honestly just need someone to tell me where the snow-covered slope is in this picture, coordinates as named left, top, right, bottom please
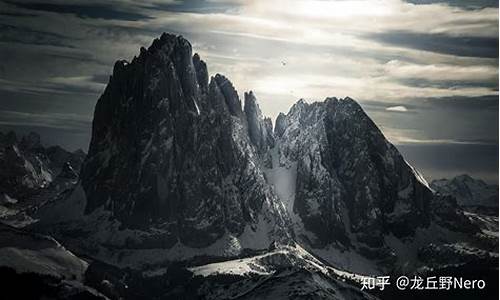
left=0, top=223, right=88, bottom=279
left=189, top=243, right=377, bottom=300
left=0, top=223, right=107, bottom=299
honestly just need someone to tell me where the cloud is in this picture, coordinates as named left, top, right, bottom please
left=394, top=137, right=496, bottom=145
left=0, top=76, right=106, bottom=96
left=404, top=0, right=498, bottom=9
left=370, top=31, right=499, bottom=58
left=383, top=60, right=498, bottom=82
left=4, top=1, right=153, bottom=21
left=386, top=105, right=409, bottom=112
left=151, top=0, right=243, bottom=14
left=0, top=23, right=75, bottom=48
left=0, top=110, right=91, bottom=131
left=397, top=143, right=498, bottom=183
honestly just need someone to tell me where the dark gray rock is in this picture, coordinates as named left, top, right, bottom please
left=0, top=131, right=83, bottom=203
left=244, top=91, right=275, bottom=154
left=274, top=112, right=287, bottom=138
left=57, top=162, right=78, bottom=181
left=273, top=97, right=479, bottom=269
left=212, top=74, right=243, bottom=118
left=193, top=52, right=208, bottom=94
left=79, top=33, right=289, bottom=248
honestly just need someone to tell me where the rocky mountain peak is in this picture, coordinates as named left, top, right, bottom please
left=272, top=95, right=474, bottom=266
left=0, top=131, right=84, bottom=204
left=244, top=91, right=275, bottom=153
left=274, top=112, right=287, bottom=137
left=20, top=132, right=42, bottom=150
left=78, top=33, right=289, bottom=248
left=211, top=73, right=243, bottom=117
left=453, top=174, right=477, bottom=184
left=193, top=52, right=208, bottom=94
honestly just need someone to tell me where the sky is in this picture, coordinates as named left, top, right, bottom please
left=0, top=0, right=498, bottom=182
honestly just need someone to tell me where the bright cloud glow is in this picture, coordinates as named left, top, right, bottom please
left=386, top=105, right=409, bottom=112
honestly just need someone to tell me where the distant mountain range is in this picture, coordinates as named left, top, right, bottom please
left=431, top=174, right=498, bottom=208
left=0, top=131, right=84, bottom=227
left=0, top=33, right=497, bottom=300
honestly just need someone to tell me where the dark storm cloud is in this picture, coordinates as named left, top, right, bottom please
left=404, top=0, right=498, bottom=9
left=3, top=1, right=152, bottom=21
left=361, top=95, right=499, bottom=115
left=0, top=76, right=105, bottom=96
left=369, top=31, right=499, bottom=58
left=0, top=12, right=37, bottom=17
left=150, top=0, right=242, bottom=13
left=0, top=110, right=91, bottom=131
left=90, top=74, right=110, bottom=85
left=364, top=95, right=498, bottom=182
left=395, top=78, right=499, bottom=89
left=0, top=89, right=94, bottom=150
left=397, top=143, right=498, bottom=183
left=419, top=95, right=499, bottom=110
left=0, top=90, right=96, bottom=116
left=365, top=95, right=498, bottom=147
left=0, top=23, right=75, bottom=48
left=46, top=52, right=102, bottom=64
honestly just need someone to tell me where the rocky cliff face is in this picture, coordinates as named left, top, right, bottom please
left=79, top=33, right=289, bottom=248
left=0, top=131, right=84, bottom=203
left=274, top=98, right=434, bottom=244
left=244, top=91, right=275, bottom=156
left=269, top=98, right=481, bottom=272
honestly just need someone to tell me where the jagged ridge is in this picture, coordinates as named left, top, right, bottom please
left=79, top=33, right=290, bottom=248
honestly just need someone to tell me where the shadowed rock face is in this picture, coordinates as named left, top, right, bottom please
left=80, top=33, right=289, bottom=247
left=244, top=91, right=275, bottom=155
left=0, top=131, right=84, bottom=202
left=274, top=98, right=476, bottom=259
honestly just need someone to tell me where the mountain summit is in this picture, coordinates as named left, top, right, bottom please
left=73, top=33, right=290, bottom=250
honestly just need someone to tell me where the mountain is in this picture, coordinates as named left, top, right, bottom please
left=2, top=33, right=496, bottom=299
left=0, top=131, right=84, bottom=199
left=36, top=33, right=290, bottom=259
left=266, top=97, right=489, bottom=274
left=0, top=131, right=85, bottom=227
left=431, top=175, right=498, bottom=208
